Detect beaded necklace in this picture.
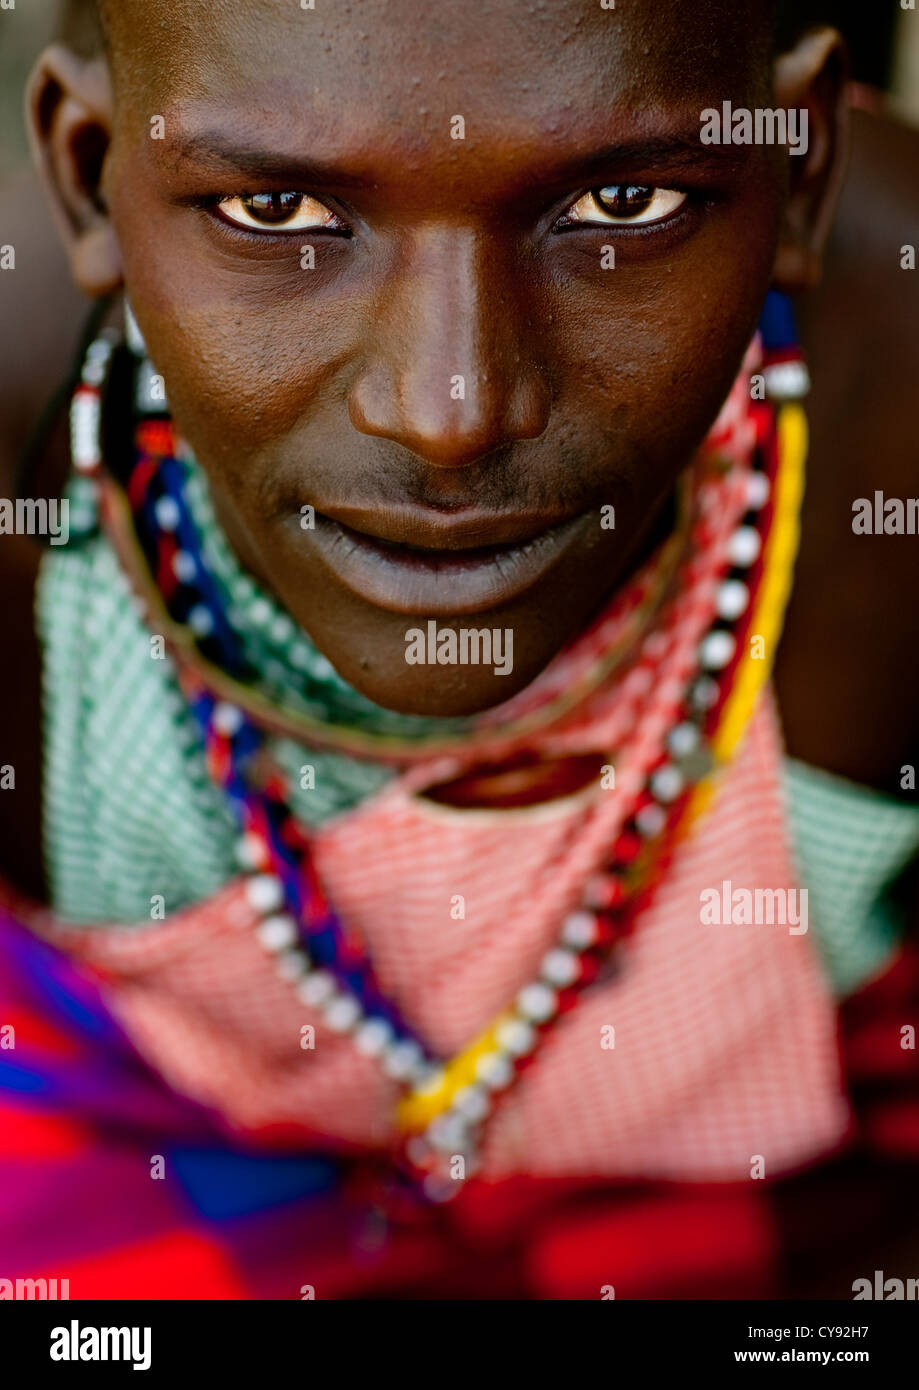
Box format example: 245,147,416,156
69,293,808,1198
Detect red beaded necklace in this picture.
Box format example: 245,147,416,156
68,298,808,1197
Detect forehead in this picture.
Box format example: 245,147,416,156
107,0,771,140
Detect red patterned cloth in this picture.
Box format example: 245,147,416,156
17,692,848,1181
1,896,916,1299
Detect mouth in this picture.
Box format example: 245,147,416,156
305,505,592,616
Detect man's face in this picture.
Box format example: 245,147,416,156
101,0,785,716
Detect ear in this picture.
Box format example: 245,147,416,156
771,28,849,293
25,43,122,298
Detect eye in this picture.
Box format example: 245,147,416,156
559,184,688,228
214,191,346,233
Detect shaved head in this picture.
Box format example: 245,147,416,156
61,0,818,65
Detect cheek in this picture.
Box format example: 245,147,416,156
548,219,778,487
109,195,354,479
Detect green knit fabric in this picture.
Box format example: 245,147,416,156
37,469,394,925
36,474,919,1002
782,757,919,996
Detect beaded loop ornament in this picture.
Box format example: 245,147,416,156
69,292,808,1199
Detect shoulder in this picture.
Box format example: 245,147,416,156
775,109,919,796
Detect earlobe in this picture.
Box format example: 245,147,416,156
25,43,122,298
771,28,849,295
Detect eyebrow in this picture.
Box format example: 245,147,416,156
160,127,749,191
161,131,369,187
556,135,750,181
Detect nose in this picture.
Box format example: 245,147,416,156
348,227,550,468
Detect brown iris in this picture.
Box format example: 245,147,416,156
594,185,655,219
239,192,304,224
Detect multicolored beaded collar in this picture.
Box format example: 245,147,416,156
69,292,808,1198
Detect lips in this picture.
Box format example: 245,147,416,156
304,504,591,616
315,503,574,551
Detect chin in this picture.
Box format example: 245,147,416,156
329,643,552,720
